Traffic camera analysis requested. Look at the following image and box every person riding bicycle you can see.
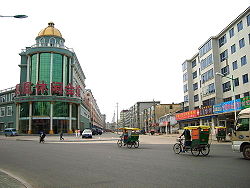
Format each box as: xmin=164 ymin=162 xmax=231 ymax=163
xmin=179 ymin=129 xmax=191 ymax=148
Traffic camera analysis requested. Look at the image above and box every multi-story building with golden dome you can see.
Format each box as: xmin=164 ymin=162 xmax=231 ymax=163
xmin=14 ymin=22 xmax=91 ymax=134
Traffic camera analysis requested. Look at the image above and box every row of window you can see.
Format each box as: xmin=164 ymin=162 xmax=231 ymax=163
xmin=200 ymin=54 xmax=213 ymax=70
xmin=0 ymin=106 xmax=13 ymax=117
xmin=222 ymin=73 xmax=249 ymax=92
xmin=0 ymin=93 xmax=15 ymax=103
xmin=219 ymin=14 xmax=250 ymax=47
xmin=199 ymin=40 xmax=212 ymax=57
xmin=201 ymin=68 xmax=214 ymax=83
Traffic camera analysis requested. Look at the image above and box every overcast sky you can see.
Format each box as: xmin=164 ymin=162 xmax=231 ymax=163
xmin=1 ymin=0 xmax=249 ymax=122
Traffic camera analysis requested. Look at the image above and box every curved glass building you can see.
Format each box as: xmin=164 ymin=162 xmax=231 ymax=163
xmin=15 ymin=22 xmax=90 ymax=134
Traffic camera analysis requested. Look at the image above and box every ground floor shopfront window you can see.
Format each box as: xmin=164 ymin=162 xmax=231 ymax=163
xmin=19 ymin=120 xmax=29 ymax=133
xmin=53 ymin=119 xmax=69 ymax=134
xmin=32 ymin=119 xmax=50 ymax=134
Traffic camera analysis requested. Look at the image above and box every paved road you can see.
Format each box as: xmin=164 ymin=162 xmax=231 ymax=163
xmin=0 ymin=134 xmax=249 ymax=188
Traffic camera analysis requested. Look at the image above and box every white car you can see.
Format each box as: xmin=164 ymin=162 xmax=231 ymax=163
xmin=82 ymin=129 xmax=92 ymax=138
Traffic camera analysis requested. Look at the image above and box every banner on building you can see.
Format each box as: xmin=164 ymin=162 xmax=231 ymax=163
xmin=175 ymin=109 xmax=200 ymax=120
xmin=199 ymin=106 xmax=213 ymax=116
xmin=241 ymin=96 xmax=250 ymax=109
xmin=213 ymin=99 xmax=242 ymax=114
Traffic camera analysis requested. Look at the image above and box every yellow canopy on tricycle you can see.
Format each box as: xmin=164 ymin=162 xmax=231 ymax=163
xmin=184 ymin=125 xmax=210 ymax=130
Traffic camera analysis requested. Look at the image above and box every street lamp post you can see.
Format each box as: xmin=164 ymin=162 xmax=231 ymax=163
xmin=0 ymin=15 xmax=28 ymax=18
xmin=215 ymin=72 xmax=237 ymax=123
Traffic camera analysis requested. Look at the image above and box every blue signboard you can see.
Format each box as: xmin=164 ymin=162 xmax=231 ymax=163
xmin=213 ymin=99 xmax=242 ymax=114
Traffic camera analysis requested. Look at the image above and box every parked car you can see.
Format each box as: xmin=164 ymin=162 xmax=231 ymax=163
xmin=82 ymin=129 xmax=92 ymax=138
xmin=96 ymin=129 xmax=103 ymax=135
xmin=91 ymin=128 xmax=98 ymax=135
xmin=4 ymin=128 xmax=17 ymax=137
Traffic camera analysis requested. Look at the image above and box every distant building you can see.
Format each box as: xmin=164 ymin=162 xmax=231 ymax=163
xmin=0 ymin=88 xmax=16 ymax=132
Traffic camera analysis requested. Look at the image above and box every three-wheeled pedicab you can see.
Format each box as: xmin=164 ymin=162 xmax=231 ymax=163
xmin=117 ymin=128 xmax=140 ymax=148
xmin=173 ymin=125 xmax=211 ymax=156
xmin=215 ymin=126 xmax=226 ymax=142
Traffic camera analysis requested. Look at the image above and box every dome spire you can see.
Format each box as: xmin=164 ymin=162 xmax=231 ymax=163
xmin=48 ymin=22 xmax=55 ymax=27
xmin=37 ymin=22 xmax=62 ymax=38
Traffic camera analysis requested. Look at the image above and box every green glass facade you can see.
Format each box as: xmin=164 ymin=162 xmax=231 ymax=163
xmin=31 ymin=54 xmax=37 ymax=84
xmin=39 ymin=53 xmax=51 ymax=87
xmin=33 ymin=102 xmax=50 ymax=116
xmin=52 ymin=54 xmax=63 ymax=82
xmin=53 ymin=102 xmax=69 ymax=117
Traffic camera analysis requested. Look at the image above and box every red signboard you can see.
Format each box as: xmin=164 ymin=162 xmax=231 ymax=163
xmin=15 ymin=81 xmax=82 ymax=97
xmin=175 ymin=109 xmax=200 ymax=121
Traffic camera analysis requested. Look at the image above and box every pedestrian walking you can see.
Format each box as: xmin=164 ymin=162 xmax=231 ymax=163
xmin=39 ymin=132 xmax=46 ymax=143
xmin=77 ymin=129 xmax=81 ymax=137
xmin=75 ymin=130 xmax=78 ymax=137
xmin=59 ymin=131 xmax=64 ymax=140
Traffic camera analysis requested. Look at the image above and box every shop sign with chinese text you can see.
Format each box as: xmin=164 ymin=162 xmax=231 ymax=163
xmin=213 ymin=99 xmax=242 ymax=114
xmin=15 ymin=81 xmax=81 ymax=97
xmin=175 ymin=109 xmax=200 ymax=121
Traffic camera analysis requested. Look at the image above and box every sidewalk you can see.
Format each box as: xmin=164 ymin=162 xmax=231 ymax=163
xmin=0 ymin=169 xmax=27 ymax=188
xmin=0 ymin=133 xmax=231 ymax=145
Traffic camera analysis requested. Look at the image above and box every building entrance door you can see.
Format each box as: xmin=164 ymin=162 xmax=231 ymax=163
xmin=32 ymin=119 xmax=50 ymax=134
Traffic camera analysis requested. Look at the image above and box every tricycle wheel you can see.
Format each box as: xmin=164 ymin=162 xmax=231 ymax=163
xmin=127 ymin=142 xmax=133 ymax=148
xmin=117 ymin=140 xmax=122 ymax=147
xmin=191 ymin=147 xmax=200 ymax=156
xmin=201 ymin=144 xmax=210 ymax=156
xmin=243 ymin=145 xmax=250 ymax=160
xmin=173 ymin=143 xmax=181 ymax=154
xmin=134 ymin=141 xmax=139 ymax=148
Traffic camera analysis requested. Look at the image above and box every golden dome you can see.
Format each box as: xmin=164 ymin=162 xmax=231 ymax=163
xmin=37 ymin=22 xmax=62 ymax=37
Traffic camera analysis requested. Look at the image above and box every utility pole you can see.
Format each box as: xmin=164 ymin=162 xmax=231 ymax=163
xmin=116 ymin=102 xmax=119 ymax=134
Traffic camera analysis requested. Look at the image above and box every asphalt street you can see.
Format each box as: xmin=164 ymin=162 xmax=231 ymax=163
xmin=0 ymin=134 xmax=249 ymax=188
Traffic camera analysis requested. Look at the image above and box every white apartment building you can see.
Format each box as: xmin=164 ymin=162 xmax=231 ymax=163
xmin=183 ymin=6 xmax=250 ymax=111
xmin=181 ymin=6 xmax=250 ymax=131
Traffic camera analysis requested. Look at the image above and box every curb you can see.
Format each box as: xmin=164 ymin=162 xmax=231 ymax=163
xmin=0 ymin=169 xmax=32 ymax=188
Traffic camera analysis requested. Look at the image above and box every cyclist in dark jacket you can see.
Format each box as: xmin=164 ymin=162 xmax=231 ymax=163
xmin=180 ymin=129 xmax=191 ymax=147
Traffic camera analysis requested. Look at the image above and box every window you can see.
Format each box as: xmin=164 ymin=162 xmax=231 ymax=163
xmin=232 ymin=61 xmax=238 ymax=70
xmin=241 ymin=56 xmax=247 ymax=66
xmin=243 ymin=74 xmax=249 ymax=84
xmin=183 ymin=84 xmax=188 ymax=93
xmin=247 ymin=15 xmax=250 ymax=26
xmin=192 ymin=71 xmax=197 ymax=79
xmin=231 ymin=44 xmax=236 ymax=54
xmin=220 ymin=50 xmax=228 ymax=62
xmin=194 ymin=94 xmax=199 ymax=102
xmin=218 ymin=34 xmax=227 ymax=47
xmin=221 ymin=65 xmax=230 ymax=76
xmin=182 ymin=62 xmax=187 ymax=71
xmin=6 ymin=106 xmax=12 ymax=116
xmin=202 ymin=83 xmax=215 ymax=97
xmin=236 ymin=118 xmax=249 ymax=131
xmin=222 ymin=81 xmax=231 ymax=92
xmin=244 ymin=92 xmax=250 ymax=97
xmin=199 ymin=40 xmax=212 ymax=57
xmin=192 ymin=60 xmax=196 ymax=68
xmin=183 ymin=73 xmax=188 ymax=82
xmin=193 ymin=83 xmax=198 ymax=91
xmin=201 ymin=68 xmax=214 ymax=83
xmin=200 ymin=54 xmax=213 ymax=70
xmin=239 ymin=38 xmax=245 ymax=48
xmin=234 ymin=77 xmax=239 ymax=87
xmin=223 ymin=97 xmax=232 ymax=102
xmin=184 ymin=106 xmax=189 ymax=112
xmin=184 ymin=95 xmax=189 ymax=103
xmin=235 ymin=94 xmax=241 ymax=99
xmin=202 ymin=97 xmax=215 ymax=106
xmin=229 ymin=28 xmax=234 ymax=38
xmin=237 ymin=21 xmax=243 ymax=32
xmin=0 ymin=107 xmax=5 ymax=117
